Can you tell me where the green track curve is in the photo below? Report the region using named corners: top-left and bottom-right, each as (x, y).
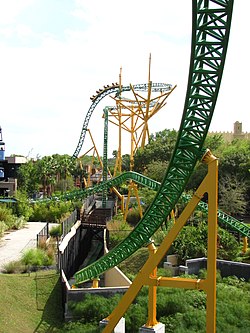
top-left (60, 170), bottom-right (250, 238)
top-left (74, 0), bottom-right (234, 284)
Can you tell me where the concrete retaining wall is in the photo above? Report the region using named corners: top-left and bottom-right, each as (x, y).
top-left (186, 257), bottom-right (250, 280)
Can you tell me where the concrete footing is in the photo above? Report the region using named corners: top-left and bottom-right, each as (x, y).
top-left (99, 317), bottom-right (125, 333)
top-left (139, 323), bottom-right (165, 333)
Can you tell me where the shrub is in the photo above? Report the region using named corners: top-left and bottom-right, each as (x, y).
top-left (0, 221), bottom-right (7, 236)
top-left (13, 190), bottom-right (33, 220)
top-left (0, 205), bottom-right (13, 221)
top-left (217, 227), bottom-right (240, 260)
top-left (12, 216), bottom-right (27, 230)
top-left (69, 294), bottom-right (121, 323)
top-left (118, 248), bottom-right (149, 275)
top-left (61, 322), bottom-right (100, 333)
top-left (107, 219), bottom-right (132, 249)
top-left (21, 248), bottom-right (53, 268)
top-left (0, 205), bottom-right (17, 230)
top-left (49, 224), bottom-right (62, 238)
top-left (3, 260), bottom-right (26, 274)
top-left (29, 201), bottom-right (73, 223)
top-left (126, 208), bottom-right (141, 226)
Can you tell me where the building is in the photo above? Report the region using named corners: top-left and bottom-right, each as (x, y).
top-left (0, 127), bottom-right (27, 196)
top-left (209, 121), bottom-right (250, 142)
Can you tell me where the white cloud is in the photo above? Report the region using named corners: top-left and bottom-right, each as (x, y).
top-left (0, 0), bottom-right (34, 25)
top-left (0, 0), bottom-right (249, 158)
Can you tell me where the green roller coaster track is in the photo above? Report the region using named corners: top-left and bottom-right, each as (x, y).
top-left (60, 170), bottom-right (250, 238)
top-left (73, 0), bottom-right (235, 285)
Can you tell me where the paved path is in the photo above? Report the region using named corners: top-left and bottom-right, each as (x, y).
top-left (0, 222), bottom-right (46, 272)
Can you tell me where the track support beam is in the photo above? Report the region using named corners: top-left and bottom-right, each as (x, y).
top-left (102, 149), bottom-right (218, 333)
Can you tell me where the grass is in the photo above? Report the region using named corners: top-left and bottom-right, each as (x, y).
top-left (0, 270), bottom-right (63, 333)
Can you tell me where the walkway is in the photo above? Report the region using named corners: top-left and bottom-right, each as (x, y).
top-left (0, 222), bottom-right (46, 272)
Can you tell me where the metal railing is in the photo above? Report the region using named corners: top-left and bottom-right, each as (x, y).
top-left (61, 209), bottom-right (79, 237)
top-left (36, 222), bottom-right (49, 247)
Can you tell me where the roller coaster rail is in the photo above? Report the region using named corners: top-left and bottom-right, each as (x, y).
top-left (55, 170), bottom-right (250, 239)
top-left (73, 0), bottom-right (235, 285)
top-left (72, 83), bottom-right (173, 158)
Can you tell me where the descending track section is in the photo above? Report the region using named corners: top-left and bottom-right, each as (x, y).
top-left (74, 0), bottom-right (234, 284)
top-left (73, 82), bottom-right (172, 158)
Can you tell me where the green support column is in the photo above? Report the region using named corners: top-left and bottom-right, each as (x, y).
top-left (102, 107), bottom-right (109, 208)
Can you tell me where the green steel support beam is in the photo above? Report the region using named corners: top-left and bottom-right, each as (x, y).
top-left (102, 107), bottom-right (109, 208)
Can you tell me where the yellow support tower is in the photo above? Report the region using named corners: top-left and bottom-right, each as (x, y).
top-left (108, 57), bottom-right (176, 220)
top-left (102, 149), bottom-right (218, 333)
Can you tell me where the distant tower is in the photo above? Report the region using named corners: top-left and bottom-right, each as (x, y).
top-left (233, 121), bottom-right (245, 140)
top-left (234, 121), bottom-right (242, 135)
top-left (0, 126), bottom-right (5, 161)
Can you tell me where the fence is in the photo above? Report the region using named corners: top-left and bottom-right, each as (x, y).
top-left (59, 222), bottom-right (87, 280)
top-left (36, 222), bottom-right (49, 247)
top-left (61, 209), bottom-right (79, 237)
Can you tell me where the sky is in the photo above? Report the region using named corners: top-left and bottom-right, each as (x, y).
top-left (0, 0), bottom-right (249, 159)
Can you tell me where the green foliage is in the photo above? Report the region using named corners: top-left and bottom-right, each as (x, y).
top-left (138, 187), bottom-right (157, 211)
top-left (217, 227), bottom-right (240, 260)
top-left (219, 174), bottom-right (247, 215)
top-left (49, 224), bottom-right (62, 238)
top-left (143, 160), bottom-right (168, 182)
top-left (134, 129), bottom-right (177, 173)
top-left (0, 205), bottom-right (13, 223)
top-left (171, 220), bottom-right (240, 263)
top-left (0, 204), bottom-right (27, 233)
top-left (107, 219), bottom-right (132, 249)
top-left (69, 293), bottom-right (121, 323)
top-left (0, 221), bottom-right (7, 236)
top-left (60, 322), bottom-right (100, 333)
top-left (217, 281), bottom-right (250, 332)
top-left (67, 277), bottom-right (250, 332)
top-left (21, 248), bottom-right (54, 267)
top-left (118, 247), bottom-right (149, 276)
top-left (12, 216), bottom-right (27, 230)
top-left (30, 201), bottom-right (73, 222)
top-left (0, 269), bottom-right (249, 333)
top-left (125, 301), bottom-right (147, 331)
top-left (172, 223), bottom-right (208, 263)
top-left (126, 208), bottom-right (141, 226)
top-left (17, 159), bottom-right (40, 196)
top-left (13, 190), bottom-right (33, 220)
top-left (3, 260), bottom-right (26, 274)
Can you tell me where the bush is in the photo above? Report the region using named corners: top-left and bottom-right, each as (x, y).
top-left (0, 205), bottom-right (13, 222)
top-left (0, 205), bottom-right (17, 230)
top-left (0, 221), bottom-right (7, 236)
top-left (13, 190), bottom-right (33, 220)
top-left (217, 227), bottom-right (240, 260)
top-left (126, 208), bottom-right (141, 226)
top-left (30, 201), bottom-right (73, 223)
top-left (69, 293), bottom-right (121, 323)
top-left (49, 224), bottom-right (62, 238)
top-left (12, 216), bottom-right (27, 230)
top-left (107, 219), bottom-right (132, 249)
top-left (118, 248), bottom-right (149, 276)
top-left (21, 248), bottom-right (53, 268)
top-left (0, 205), bottom-right (27, 236)
top-left (3, 260), bottom-right (26, 274)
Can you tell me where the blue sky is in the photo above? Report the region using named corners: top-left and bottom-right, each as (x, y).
top-left (0, 0), bottom-right (249, 158)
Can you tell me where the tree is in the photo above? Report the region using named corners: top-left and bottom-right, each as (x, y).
top-left (134, 129), bottom-right (177, 173)
top-left (36, 156), bottom-right (58, 197)
top-left (17, 160), bottom-right (40, 197)
top-left (143, 160), bottom-right (168, 183)
top-left (218, 174), bottom-right (247, 216)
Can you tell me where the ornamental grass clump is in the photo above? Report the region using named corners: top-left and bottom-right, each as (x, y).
top-left (21, 248), bottom-right (54, 269)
